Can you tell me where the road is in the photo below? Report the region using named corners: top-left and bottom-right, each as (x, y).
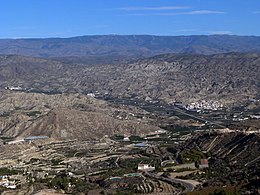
top-left (144, 171), bottom-right (195, 193)
top-left (161, 159), bottom-right (175, 167)
top-left (104, 97), bottom-right (226, 129)
top-left (169, 106), bottom-right (226, 129)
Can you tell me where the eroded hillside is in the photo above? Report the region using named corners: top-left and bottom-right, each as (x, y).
top-left (0, 91), bottom-right (160, 140)
top-left (0, 53), bottom-right (259, 106)
top-left (177, 131), bottom-right (260, 189)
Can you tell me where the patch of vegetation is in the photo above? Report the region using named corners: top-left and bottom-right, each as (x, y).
top-left (128, 148), bottom-right (143, 155)
top-left (35, 172), bottom-right (97, 194)
top-left (99, 168), bottom-right (130, 179)
top-left (114, 188), bottom-right (136, 195)
top-left (114, 135), bottom-right (124, 140)
top-left (119, 158), bottom-right (151, 170)
top-left (47, 176), bottom-right (70, 190)
top-left (174, 167), bottom-right (195, 172)
top-left (180, 149), bottom-right (206, 163)
top-left (0, 186), bottom-right (5, 193)
top-left (51, 159), bottom-right (63, 166)
top-left (72, 179), bottom-right (97, 194)
top-left (0, 168), bottom-right (20, 175)
top-left (0, 136), bottom-right (15, 140)
top-left (188, 186), bottom-right (241, 195)
top-left (0, 112), bottom-right (10, 117)
top-left (30, 158), bottom-right (40, 163)
top-left (129, 135), bottom-right (144, 142)
top-left (14, 106), bottom-right (22, 110)
top-left (160, 125), bottom-right (193, 132)
top-left (26, 111), bottom-right (41, 117)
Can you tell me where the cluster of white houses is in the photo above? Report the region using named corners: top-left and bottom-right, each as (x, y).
top-left (137, 164), bottom-right (155, 171)
top-left (0, 176), bottom-right (16, 189)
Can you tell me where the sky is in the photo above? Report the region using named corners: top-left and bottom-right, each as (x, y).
top-left (0, 0), bottom-right (259, 38)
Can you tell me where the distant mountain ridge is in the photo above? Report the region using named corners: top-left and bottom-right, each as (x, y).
top-left (1, 35), bottom-right (260, 58)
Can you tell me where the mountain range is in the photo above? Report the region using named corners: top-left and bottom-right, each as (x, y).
top-left (1, 35), bottom-right (260, 58)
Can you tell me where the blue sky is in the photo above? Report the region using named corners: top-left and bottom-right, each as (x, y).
top-left (0, 0), bottom-right (259, 38)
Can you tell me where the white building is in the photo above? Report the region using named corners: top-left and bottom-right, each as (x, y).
top-left (87, 93), bottom-right (95, 98)
top-left (250, 115), bottom-right (260, 119)
top-left (0, 176), bottom-right (16, 189)
top-left (137, 164), bottom-right (155, 171)
top-left (123, 136), bottom-right (130, 141)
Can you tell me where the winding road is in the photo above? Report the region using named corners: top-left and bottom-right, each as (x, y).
top-left (144, 171), bottom-right (195, 193)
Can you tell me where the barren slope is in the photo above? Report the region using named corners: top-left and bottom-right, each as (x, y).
top-left (0, 53), bottom-right (259, 106)
top-left (0, 91), bottom-right (159, 140)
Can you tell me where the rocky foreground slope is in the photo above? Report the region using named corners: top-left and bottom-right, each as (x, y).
top-left (178, 131), bottom-right (260, 191)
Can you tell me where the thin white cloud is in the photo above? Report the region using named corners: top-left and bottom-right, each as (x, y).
top-left (208, 30), bottom-right (232, 35)
top-left (128, 10), bottom-right (227, 16)
top-left (183, 10), bottom-right (226, 15)
top-left (118, 6), bottom-right (190, 11)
